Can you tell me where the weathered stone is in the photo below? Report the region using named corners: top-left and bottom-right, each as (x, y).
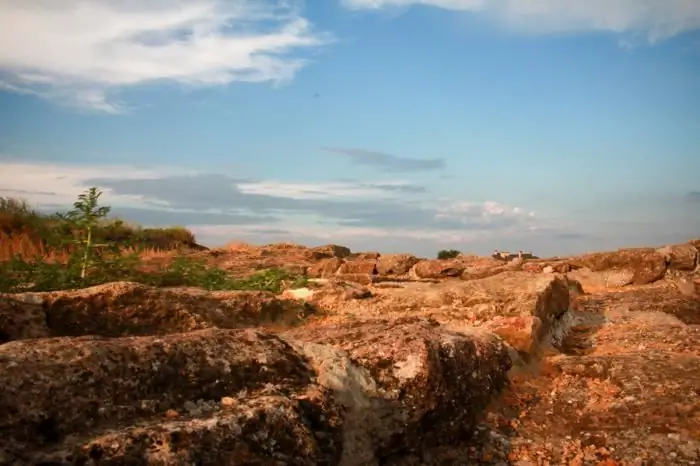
top-left (0, 328), bottom-right (343, 464)
top-left (0, 294), bottom-right (50, 342)
top-left (484, 315), bottom-right (543, 354)
top-left (319, 272), bottom-right (577, 357)
top-left (410, 259), bottom-right (466, 279)
top-left (309, 244), bottom-right (352, 260)
top-left (284, 317), bottom-right (512, 462)
top-left (376, 254), bottom-right (421, 276)
top-left (461, 258), bottom-right (522, 280)
top-left (657, 243), bottom-right (698, 271)
top-left (336, 272), bottom-right (374, 286)
top-left (338, 259), bottom-right (377, 275)
top-left (308, 257), bottom-right (344, 278)
top-left (1, 282), bottom-right (314, 341)
top-left (349, 252), bottom-right (381, 261)
top-left (568, 248), bottom-right (667, 285)
top-left (523, 262), bottom-right (545, 273)
top-left (568, 268), bottom-right (636, 290)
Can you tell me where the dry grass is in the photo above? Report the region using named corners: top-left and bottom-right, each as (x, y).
top-left (0, 231), bottom-right (183, 263)
top-left (0, 195), bottom-right (202, 264)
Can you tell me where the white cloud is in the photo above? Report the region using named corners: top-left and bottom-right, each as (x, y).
top-left (342, 0), bottom-right (700, 41)
top-left (0, 160), bottom-right (187, 206)
top-left (236, 180), bottom-right (420, 199)
top-left (0, 160), bottom-right (546, 245)
top-left (189, 222), bottom-right (495, 245)
top-left (0, 0), bottom-right (328, 112)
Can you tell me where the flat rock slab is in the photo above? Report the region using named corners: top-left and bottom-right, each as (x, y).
top-left (0, 282), bottom-right (314, 341)
top-left (567, 248), bottom-right (668, 286)
top-left (305, 272), bottom-right (579, 357)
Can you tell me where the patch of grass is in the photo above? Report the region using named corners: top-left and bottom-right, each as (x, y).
top-left (0, 188), bottom-right (307, 294)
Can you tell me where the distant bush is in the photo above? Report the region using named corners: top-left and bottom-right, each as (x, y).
top-left (437, 249), bottom-right (461, 260)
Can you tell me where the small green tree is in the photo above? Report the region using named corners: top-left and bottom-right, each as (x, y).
top-left (437, 249), bottom-right (461, 260)
top-left (65, 187), bottom-right (111, 279)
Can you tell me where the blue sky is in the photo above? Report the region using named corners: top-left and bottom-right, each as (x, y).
top-left (1, 0), bottom-right (699, 257)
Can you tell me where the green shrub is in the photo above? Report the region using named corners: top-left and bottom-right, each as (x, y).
top-left (437, 249), bottom-right (461, 260)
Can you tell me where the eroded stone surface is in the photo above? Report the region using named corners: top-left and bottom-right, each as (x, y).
top-left (0, 312), bottom-right (511, 465)
top-left (3, 239), bottom-right (700, 465)
top-left (286, 317), bottom-right (511, 464)
top-left (303, 272), bottom-right (578, 358)
top-left (0, 282), bottom-right (315, 340)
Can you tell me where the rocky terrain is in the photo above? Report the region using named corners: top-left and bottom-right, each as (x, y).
top-left (1, 240), bottom-right (699, 465)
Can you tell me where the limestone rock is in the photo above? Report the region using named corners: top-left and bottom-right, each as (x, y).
top-left (568, 248), bottom-right (667, 285)
top-left (657, 243), bottom-right (698, 271)
top-left (410, 259), bottom-right (465, 279)
top-left (308, 257), bottom-right (344, 279)
top-left (376, 254), bottom-right (420, 276)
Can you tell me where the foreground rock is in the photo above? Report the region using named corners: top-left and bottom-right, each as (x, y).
top-left (0, 319), bottom-right (511, 465)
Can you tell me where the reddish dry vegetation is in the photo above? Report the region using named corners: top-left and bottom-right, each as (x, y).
top-left (0, 230), bottom-right (182, 264)
top-left (1, 239), bottom-right (700, 465)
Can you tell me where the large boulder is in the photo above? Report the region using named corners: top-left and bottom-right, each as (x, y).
top-left (337, 259), bottom-right (377, 275)
top-left (308, 257), bottom-right (344, 279)
top-left (410, 259), bottom-right (466, 279)
top-left (657, 243), bottom-right (698, 271)
top-left (0, 319), bottom-right (511, 464)
top-left (461, 257), bottom-right (523, 280)
top-left (567, 248), bottom-right (667, 286)
top-left (376, 254), bottom-right (421, 276)
top-left (308, 244), bottom-right (352, 260)
top-left (0, 328), bottom-right (344, 464)
top-left (313, 272), bottom-right (579, 357)
top-left (284, 317), bottom-right (511, 463)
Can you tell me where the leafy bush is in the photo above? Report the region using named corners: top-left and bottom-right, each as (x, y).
top-left (437, 249), bottom-right (461, 260)
top-left (0, 188), bottom-right (306, 294)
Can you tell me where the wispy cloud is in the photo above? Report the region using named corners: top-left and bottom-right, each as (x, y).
top-left (0, 0), bottom-right (329, 112)
top-left (0, 160), bottom-right (544, 247)
top-left (324, 147), bottom-right (446, 172)
top-left (342, 0), bottom-right (700, 42)
top-left (236, 180), bottom-right (426, 199)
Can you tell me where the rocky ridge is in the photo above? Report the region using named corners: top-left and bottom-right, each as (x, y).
top-left (1, 239), bottom-right (699, 464)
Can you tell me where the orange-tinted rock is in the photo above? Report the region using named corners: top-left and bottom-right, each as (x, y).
top-left (657, 243), bottom-right (698, 271)
top-left (308, 244), bottom-right (351, 260)
top-left (349, 251), bottom-right (381, 260)
top-left (461, 258), bottom-right (522, 280)
top-left (569, 248), bottom-right (667, 285)
top-left (335, 272), bottom-right (374, 285)
top-left (337, 259), bottom-right (377, 275)
top-left (485, 315), bottom-right (542, 354)
top-left (307, 257), bottom-right (344, 278)
top-left (284, 317), bottom-right (511, 461)
top-left (376, 253), bottom-right (420, 276)
top-left (411, 259), bottom-right (466, 279)
top-left (523, 262), bottom-right (545, 273)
